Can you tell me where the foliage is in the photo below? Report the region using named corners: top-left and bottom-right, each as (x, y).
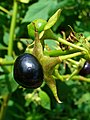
top-left (0, 0), bottom-right (90, 120)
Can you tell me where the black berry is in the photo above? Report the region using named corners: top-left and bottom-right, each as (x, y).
top-left (13, 53), bottom-right (43, 88)
top-left (79, 61), bottom-right (90, 76)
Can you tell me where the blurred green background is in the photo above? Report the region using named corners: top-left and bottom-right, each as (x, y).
top-left (0, 0), bottom-right (90, 120)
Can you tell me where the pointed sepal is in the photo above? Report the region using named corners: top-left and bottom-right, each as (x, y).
top-left (44, 75), bottom-right (62, 103)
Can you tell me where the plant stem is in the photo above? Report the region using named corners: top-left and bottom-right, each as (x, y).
top-left (57, 37), bottom-right (87, 52)
top-left (44, 49), bottom-right (81, 57)
top-left (60, 52), bottom-right (83, 61)
top-left (0, 6), bottom-right (12, 15)
top-left (54, 64), bottom-right (64, 81)
top-left (8, 0), bottom-right (18, 56)
top-left (0, 60), bottom-right (14, 66)
top-left (0, 1), bottom-right (18, 120)
top-left (67, 59), bottom-right (79, 65)
top-left (0, 95), bottom-right (11, 120)
top-left (63, 75), bottom-right (90, 82)
top-left (0, 47), bottom-right (7, 50)
top-left (0, 58), bottom-right (14, 66)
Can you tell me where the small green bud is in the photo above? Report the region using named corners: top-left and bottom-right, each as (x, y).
top-left (27, 19), bottom-right (47, 40)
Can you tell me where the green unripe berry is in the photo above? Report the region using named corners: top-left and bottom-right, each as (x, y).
top-left (27, 19), bottom-right (47, 40)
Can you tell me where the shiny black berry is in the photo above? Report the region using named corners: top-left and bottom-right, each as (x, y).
top-left (13, 53), bottom-right (43, 88)
top-left (79, 61), bottom-right (90, 76)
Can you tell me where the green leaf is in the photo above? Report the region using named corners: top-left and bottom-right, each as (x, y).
top-left (22, 0), bottom-right (57, 23)
top-left (22, 0), bottom-right (49, 22)
top-left (75, 93), bottom-right (90, 105)
top-left (3, 32), bottom-right (9, 46)
top-left (44, 9), bottom-right (62, 30)
top-left (0, 43), bottom-right (7, 50)
top-left (44, 39), bottom-right (59, 50)
top-left (0, 66), bottom-right (4, 72)
top-left (5, 55), bottom-right (13, 61)
top-left (0, 71), bottom-right (18, 96)
top-left (17, 0), bottom-right (30, 3)
top-left (39, 90), bottom-right (51, 110)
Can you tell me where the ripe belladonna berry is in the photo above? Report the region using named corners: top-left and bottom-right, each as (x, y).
top-left (13, 53), bottom-right (43, 88)
top-left (79, 61), bottom-right (90, 77)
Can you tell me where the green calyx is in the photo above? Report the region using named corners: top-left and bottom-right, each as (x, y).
top-left (27, 9), bottom-right (62, 103)
top-left (32, 31), bottom-right (62, 103)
